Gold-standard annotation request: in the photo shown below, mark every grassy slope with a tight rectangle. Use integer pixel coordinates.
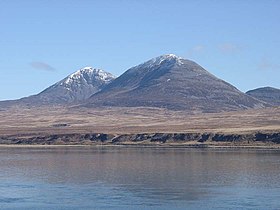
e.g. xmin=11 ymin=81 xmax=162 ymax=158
xmin=0 ymin=106 xmax=279 ymax=136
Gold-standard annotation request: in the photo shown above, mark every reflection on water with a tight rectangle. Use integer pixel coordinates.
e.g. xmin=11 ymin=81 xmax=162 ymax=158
xmin=1 ymin=147 xmax=280 ymax=209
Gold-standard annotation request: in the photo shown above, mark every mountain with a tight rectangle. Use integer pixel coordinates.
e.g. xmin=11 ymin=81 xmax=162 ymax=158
xmin=246 ymin=87 xmax=280 ymax=106
xmin=86 ymin=54 xmax=267 ymax=112
xmin=3 ymin=67 xmax=115 ymax=106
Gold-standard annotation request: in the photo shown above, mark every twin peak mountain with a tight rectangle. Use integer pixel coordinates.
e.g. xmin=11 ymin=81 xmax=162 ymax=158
xmin=8 ymin=54 xmax=276 ymax=112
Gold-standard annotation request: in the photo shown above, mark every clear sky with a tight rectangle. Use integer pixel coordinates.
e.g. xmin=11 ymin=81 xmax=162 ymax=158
xmin=0 ymin=0 xmax=279 ymax=100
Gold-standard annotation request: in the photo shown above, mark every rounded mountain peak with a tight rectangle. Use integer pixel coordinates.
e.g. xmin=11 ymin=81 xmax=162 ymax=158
xmin=129 ymin=54 xmax=185 ymax=72
xmin=160 ymin=53 xmax=182 ymax=59
xmin=152 ymin=54 xmax=184 ymax=65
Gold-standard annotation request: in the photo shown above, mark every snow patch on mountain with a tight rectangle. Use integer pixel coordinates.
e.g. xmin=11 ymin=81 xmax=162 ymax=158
xmin=154 ymin=54 xmax=184 ymax=66
xmin=63 ymin=67 xmax=115 ymax=86
xmin=30 ymin=66 xmax=116 ymax=104
xmin=128 ymin=54 xmax=184 ymax=73
xmin=147 ymin=54 xmax=184 ymax=67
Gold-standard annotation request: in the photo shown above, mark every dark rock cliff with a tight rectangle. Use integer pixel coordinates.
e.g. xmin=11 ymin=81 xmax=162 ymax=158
xmin=1 ymin=132 xmax=279 ymax=146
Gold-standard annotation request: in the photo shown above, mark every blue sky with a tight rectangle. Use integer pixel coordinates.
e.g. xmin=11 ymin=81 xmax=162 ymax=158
xmin=0 ymin=0 xmax=279 ymax=100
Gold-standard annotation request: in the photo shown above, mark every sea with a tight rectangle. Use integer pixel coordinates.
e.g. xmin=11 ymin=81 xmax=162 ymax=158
xmin=0 ymin=146 xmax=280 ymax=209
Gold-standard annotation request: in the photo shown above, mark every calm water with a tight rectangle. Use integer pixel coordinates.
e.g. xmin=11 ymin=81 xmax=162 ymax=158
xmin=0 ymin=147 xmax=280 ymax=209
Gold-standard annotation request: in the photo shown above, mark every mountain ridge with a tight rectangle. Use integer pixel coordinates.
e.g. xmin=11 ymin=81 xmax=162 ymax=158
xmin=246 ymin=87 xmax=280 ymax=106
xmin=35 ymin=67 xmax=115 ymax=103
xmin=86 ymin=54 xmax=268 ymax=112
xmin=0 ymin=54 xmax=271 ymax=112
xmin=1 ymin=67 xmax=115 ymax=106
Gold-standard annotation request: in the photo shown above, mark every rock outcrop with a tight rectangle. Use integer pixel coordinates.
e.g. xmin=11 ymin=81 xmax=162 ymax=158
xmin=1 ymin=132 xmax=279 ymax=146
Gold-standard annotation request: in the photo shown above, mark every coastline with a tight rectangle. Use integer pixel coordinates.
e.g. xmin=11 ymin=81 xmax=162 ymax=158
xmin=0 ymin=140 xmax=280 ymax=151
xmin=1 ymin=131 xmax=280 ymax=149
xmin=0 ymin=144 xmax=280 ymax=150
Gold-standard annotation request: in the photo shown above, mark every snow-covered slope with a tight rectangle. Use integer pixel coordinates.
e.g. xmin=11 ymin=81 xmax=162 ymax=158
xmin=63 ymin=67 xmax=114 ymax=87
xmin=20 ymin=67 xmax=115 ymax=104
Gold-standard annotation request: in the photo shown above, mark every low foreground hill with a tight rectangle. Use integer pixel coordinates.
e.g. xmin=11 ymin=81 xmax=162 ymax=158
xmin=0 ymin=106 xmax=279 ymax=146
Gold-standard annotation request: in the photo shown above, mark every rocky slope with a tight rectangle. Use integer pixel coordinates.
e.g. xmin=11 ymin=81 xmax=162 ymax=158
xmin=86 ymin=54 xmax=267 ymax=112
xmin=246 ymin=87 xmax=280 ymax=106
xmin=2 ymin=67 xmax=115 ymax=106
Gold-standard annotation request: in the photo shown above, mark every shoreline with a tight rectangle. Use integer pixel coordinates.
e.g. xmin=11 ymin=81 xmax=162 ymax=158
xmin=1 ymin=143 xmax=280 ymax=150
xmin=1 ymin=131 xmax=280 ymax=149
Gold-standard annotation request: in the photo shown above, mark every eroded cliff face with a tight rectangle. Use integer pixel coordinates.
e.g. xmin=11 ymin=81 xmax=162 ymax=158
xmin=0 ymin=132 xmax=280 ymax=146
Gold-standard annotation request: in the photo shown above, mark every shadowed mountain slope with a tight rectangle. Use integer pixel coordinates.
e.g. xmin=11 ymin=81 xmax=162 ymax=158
xmin=86 ymin=54 xmax=267 ymax=112
xmin=246 ymin=87 xmax=280 ymax=106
